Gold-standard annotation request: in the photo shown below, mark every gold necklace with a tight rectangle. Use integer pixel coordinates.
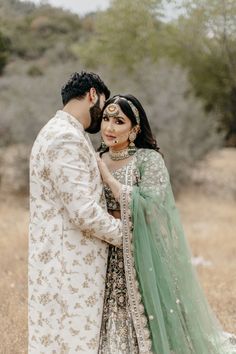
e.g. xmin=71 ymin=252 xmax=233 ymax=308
xmin=109 ymin=147 xmax=136 ymax=161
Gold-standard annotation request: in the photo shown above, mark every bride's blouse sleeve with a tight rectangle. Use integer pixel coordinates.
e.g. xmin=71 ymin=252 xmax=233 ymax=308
xmin=136 ymin=149 xmax=170 ymax=199
xmin=120 ymin=149 xmax=170 ymax=204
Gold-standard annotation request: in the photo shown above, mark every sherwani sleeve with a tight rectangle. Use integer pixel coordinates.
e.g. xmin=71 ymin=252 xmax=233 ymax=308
xmin=45 ymin=131 xmax=122 ymax=247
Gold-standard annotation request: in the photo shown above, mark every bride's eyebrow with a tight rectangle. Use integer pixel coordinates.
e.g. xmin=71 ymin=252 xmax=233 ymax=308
xmin=103 ymin=113 xmax=126 ymax=121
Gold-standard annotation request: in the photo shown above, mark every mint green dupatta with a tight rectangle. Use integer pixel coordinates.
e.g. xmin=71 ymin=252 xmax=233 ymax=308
xmin=120 ymin=149 xmax=235 ymax=354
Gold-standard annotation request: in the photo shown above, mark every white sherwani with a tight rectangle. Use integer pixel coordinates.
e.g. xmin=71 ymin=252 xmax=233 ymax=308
xmin=29 ymin=110 xmax=122 ymax=353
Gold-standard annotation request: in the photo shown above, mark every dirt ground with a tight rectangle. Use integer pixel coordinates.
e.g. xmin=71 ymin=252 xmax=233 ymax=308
xmin=0 ymin=149 xmax=235 ymax=353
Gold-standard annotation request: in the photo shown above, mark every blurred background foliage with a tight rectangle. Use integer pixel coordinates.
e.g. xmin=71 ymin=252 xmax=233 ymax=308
xmin=0 ymin=0 xmax=235 ymax=192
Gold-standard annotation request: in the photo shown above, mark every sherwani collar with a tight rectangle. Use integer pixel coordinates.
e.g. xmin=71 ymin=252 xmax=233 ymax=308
xmin=56 ymin=110 xmax=85 ymax=134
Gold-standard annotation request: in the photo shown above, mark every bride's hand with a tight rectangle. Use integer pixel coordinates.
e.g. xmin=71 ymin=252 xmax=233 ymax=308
xmin=96 ymin=153 xmax=122 ymax=200
xmin=96 ymin=153 xmax=113 ymax=184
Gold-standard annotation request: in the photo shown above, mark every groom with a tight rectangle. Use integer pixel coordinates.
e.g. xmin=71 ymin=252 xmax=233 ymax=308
xmin=29 ymin=71 xmax=122 ymax=353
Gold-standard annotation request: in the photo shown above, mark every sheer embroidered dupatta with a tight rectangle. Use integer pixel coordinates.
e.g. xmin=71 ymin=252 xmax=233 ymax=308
xmin=120 ymin=150 xmax=235 ymax=354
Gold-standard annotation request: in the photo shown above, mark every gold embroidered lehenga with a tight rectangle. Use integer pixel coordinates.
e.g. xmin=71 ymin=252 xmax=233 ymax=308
xmin=98 ymin=160 xmax=141 ymax=354
xmin=98 ymin=149 xmax=235 ymax=354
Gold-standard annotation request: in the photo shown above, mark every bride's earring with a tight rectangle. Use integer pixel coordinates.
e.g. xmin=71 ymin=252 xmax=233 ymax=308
xmin=101 ymin=138 xmax=107 ymax=151
xmin=128 ymin=131 xmax=137 ymax=155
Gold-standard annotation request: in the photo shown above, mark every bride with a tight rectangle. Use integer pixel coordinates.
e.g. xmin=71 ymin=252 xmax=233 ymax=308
xmin=96 ymin=94 xmax=235 ymax=353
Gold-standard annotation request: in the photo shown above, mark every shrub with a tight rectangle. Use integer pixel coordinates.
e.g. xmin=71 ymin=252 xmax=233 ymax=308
xmin=27 ymin=65 xmax=43 ymax=77
xmin=0 ymin=31 xmax=10 ymax=74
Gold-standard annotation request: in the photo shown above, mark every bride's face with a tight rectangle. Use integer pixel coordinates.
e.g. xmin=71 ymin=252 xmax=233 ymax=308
xmin=101 ymin=103 xmax=132 ymax=149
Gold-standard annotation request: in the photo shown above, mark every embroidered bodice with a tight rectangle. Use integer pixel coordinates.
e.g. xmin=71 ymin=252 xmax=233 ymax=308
xmin=104 ymin=158 xmax=140 ymax=211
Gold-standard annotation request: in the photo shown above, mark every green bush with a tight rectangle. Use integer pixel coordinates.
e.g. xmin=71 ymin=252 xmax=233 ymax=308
xmin=0 ymin=1 xmax=83 ymax=62
xmin=27 ymin=65 xmax=43 ymax=76
xmin=0 ymin=31 xmax=10 ymax=74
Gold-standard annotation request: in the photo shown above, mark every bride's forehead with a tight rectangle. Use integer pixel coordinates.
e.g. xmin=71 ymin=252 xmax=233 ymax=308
xmin=104 ymin=103 xmax=121 ymax=116
xmin=103 ymin=103 xmax=130 ymax=122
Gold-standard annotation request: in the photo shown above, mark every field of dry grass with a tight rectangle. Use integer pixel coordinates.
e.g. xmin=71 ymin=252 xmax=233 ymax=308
xmin=0 ymin=149 xmax=235 ymax=353
xmin=0 ymin=196 xmax=28 ymax=354
xmin=177 ymin=188 xmax=236 ymax=333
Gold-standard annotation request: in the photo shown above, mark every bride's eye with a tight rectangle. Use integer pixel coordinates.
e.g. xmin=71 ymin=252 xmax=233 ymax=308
xmin=102 ymin=116 xmax=109 ymax=121
xmin=116 ymin=119 xmax=124 ymax=125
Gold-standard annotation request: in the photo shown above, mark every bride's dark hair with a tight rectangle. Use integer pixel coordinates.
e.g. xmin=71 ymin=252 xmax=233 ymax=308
xmin=98 ymin=94 xmax=161 ymax=153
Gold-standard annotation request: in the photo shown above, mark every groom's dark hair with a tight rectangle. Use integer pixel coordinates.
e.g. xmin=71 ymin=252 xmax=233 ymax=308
xmin=61 ymin=71 xmax=110 ymax=105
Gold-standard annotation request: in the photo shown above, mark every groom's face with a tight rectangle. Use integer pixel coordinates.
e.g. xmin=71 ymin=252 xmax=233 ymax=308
xmin=86 ymin=94 xmax=106 ymax=134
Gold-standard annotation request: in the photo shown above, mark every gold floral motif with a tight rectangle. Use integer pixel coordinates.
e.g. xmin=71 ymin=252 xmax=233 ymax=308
xmin=74 ymin=302 xmax=82 ymax=309
xmin=69 ymin=327 xmax=80 ymax=336
xmin=68 ymin=285 xmax=79 ymax=294
xmin=47 ymin=148 xmax=59 ymax=161
xmin=85 ymin=293 xmax=98 ymax=307
xmin=41 ymin=207 xmax=56 ymax=221
xmin=65 ymin=241 xmax=76 ymax=251
xmin=38 ymin=250 xmax=53 ymax=264
xmin=38 ymin=292 xmax=51 ymax=305
xmin=83 ymin=250 xmax=96 ymax=265
xmin=39 ymin=167 xmax=51 ymax=181
xmin=60 ymin=191 xmax=73 ymax=205
xmin=87 ymin=337 xmax=98 ymax=350
xmin=40 ymin=334 xmax=53 ymax=347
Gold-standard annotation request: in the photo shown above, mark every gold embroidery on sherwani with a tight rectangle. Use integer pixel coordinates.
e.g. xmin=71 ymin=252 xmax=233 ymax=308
xmin=29 ymin=110 xmax=123 ymax=354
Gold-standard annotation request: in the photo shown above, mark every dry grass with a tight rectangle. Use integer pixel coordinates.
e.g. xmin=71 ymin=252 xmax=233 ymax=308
xmin=177 ymin=188 xmax=236 ymax=333
xmin=0 ymin=150 xmax=235 ymax=352
xmin=0 ymin=195 xmax=28 ymax=354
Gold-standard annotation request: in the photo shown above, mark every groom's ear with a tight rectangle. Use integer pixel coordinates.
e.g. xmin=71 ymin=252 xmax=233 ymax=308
xmin=88 ymin=87 xmax=98 ymax=104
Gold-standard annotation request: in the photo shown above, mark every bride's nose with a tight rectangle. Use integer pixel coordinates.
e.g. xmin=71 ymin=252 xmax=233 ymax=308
xmin=106 ymin=121 xmax=116 ymax=133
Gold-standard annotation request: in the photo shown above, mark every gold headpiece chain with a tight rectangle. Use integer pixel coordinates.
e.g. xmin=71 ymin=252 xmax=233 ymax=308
xmin=114 ymin=96 xmax=140 ymax=125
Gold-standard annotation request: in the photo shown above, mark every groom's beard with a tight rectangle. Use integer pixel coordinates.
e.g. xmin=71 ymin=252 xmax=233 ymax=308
xmin=85 ymin=97 xmax=102 ymax=134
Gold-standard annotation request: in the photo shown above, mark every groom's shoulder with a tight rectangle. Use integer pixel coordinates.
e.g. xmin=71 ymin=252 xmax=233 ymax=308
xmin=35 ymin=111 xmax=83 ymax=144
xmin=30 ymin=111 xmax=85 ymax=159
